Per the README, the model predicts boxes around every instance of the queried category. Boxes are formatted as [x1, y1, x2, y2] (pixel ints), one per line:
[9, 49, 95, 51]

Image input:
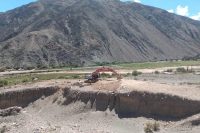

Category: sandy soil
[1, 65, 200, 77]
[0, 92, 148, 133]
[1, 90, 200, 133]
[1, 68, 200, 133]
[1, 76, 200, 100]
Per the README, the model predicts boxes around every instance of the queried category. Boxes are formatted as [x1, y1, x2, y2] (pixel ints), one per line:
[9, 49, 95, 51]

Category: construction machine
[84, 67, 122, 83]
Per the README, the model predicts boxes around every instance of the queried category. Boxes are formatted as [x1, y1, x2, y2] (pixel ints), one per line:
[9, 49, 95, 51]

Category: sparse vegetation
[152, 122, 160, 131]
[22, 78, 29, 83]
[165, 69, 173, 73]
[176, 67, 187, 73]
[132, 70, 142, 77]
[94, 62, 117, 66]
[176, 67, 194, 73]
[0, 80, 8, 87]
[144, 123, 153, 133]
[0, 73, 83, 87]
[144, 122, 160, 133]
[132, 70, 142, 80]
[71, 75, 80, 79]
[0, 67, 6, 72]
[114, 60, 200, 69]
[124, 73, 132, 77]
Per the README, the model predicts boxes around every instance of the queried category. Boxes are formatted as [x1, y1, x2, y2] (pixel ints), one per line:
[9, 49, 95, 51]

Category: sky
[122, 0, 200, 20]
[0, 0, 199, 20]
[0, 0, 37, 12]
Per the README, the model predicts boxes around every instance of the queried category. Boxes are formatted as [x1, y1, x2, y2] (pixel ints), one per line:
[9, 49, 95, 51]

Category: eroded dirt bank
[1, 81, 200, 120]
[63, 87, 200, 120]
[0, 86, 59, 109]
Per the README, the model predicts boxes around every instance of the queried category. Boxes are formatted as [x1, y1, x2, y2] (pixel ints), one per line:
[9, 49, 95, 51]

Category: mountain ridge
[0, 0, 200, 68]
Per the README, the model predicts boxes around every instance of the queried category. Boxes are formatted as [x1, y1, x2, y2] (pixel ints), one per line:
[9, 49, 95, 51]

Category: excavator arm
[85, 67, 121, 83]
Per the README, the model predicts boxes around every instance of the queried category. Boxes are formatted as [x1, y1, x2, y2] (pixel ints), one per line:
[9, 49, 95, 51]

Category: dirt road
[1, 65, 200, 77]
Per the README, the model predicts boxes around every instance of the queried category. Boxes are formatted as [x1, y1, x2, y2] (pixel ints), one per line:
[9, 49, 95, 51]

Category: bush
[124, 73, 131, 77]
[176, 67, 187, 73]
[166, 69, 173, 72]
[144, 122, 160, 133]
[58, 76, 66, 79]
[0, 80, 8, 87]
[22, 78, 29, 83]
[25, 66, 35, 70]
[144, 123, 153, 133]
[71, 75, 80, 79]
[95, 62, 110, 66]
[152, 122, 160, 131]
[0, 67, 6, 72]
[132, 70, 142, 77]
[154, 71, 160, 74]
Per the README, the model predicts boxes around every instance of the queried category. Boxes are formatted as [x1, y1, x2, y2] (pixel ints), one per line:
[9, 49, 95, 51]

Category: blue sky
[122, 0, 200, 20]
[0, 0, 37, 12]
[0, 0, 200, 20]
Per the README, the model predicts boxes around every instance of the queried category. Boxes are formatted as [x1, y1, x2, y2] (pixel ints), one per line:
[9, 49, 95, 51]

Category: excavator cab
[84, 67, 121, 83]
[85, 73, 100, 83]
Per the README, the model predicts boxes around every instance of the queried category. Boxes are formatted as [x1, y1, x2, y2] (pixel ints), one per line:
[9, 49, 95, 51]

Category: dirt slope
[1, 79, 200, 133]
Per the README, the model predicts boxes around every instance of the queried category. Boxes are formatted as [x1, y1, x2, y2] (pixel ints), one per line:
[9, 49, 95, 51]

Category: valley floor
[0, 64, 200, 133]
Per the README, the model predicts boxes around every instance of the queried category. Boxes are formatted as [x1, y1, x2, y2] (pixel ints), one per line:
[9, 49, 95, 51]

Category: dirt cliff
[63, 88, 200, 119]
[1, 84, 199, 120]
[0, 86, 59, 109]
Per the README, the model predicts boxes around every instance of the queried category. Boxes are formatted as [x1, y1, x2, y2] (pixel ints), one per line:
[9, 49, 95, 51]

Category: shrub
[0, 80, 8, 87]
[154, 71, 160, 74]
[22, 78, 29, 83]
[25, 66, 35, 70]
[71, 75, 80, 79]
[0, 67, 6, 72]
[132, 70, 142, 77]
[58, 76, 66, 79]
[124, 73, 131, 77]
[144, 122, 160, 133]
[144, 123, 153, 133]
[166, 69, 173, 72]
[176, 67, 187, 73]
[95, 62, 110, 66]
[152, 122, 160, 131]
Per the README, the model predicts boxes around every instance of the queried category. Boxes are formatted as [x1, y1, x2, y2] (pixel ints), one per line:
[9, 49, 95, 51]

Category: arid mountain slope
[0, 0, 200, 68]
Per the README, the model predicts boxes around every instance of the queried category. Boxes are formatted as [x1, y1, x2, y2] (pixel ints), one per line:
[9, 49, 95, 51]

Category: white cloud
[167, 9, 174, 13]
[167, 5, 200, 21]
[133, 0, 141, 3]
[191, 12, 200, 20]
[176, 5, 189, 16]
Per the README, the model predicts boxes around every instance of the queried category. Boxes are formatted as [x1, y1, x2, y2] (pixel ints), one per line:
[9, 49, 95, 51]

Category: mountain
[0, 0, 200, 68]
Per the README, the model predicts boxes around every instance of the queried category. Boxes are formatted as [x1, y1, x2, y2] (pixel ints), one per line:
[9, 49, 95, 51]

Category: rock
[0, 106, 22, 117]
[72, 82, 84, 87]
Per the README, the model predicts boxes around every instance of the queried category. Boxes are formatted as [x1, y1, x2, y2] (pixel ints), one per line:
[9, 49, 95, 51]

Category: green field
[0, 60, 200, 87]
[112, 60, 200, 69]
[0, 73, 83, 87]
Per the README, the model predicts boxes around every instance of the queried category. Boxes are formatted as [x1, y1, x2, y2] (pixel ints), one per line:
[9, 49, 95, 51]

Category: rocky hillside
[0, 0, 200, 68]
